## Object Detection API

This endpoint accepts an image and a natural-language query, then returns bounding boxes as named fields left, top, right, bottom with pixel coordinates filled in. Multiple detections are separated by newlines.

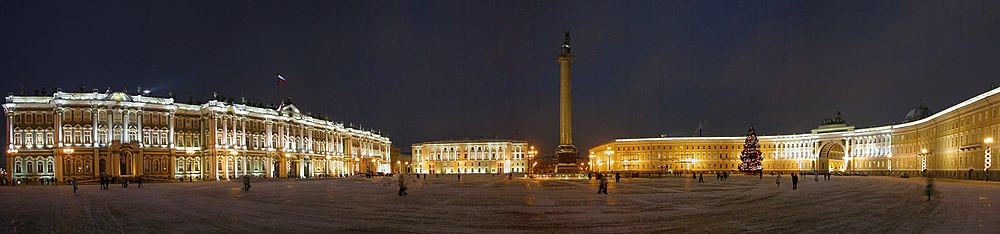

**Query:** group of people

left=775, top=172, right=802, bottom=190
left=716, top=171, right=731, bottom=181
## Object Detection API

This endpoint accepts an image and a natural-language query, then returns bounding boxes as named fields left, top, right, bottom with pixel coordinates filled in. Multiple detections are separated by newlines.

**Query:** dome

left=904, top=106, right=933, bottom=122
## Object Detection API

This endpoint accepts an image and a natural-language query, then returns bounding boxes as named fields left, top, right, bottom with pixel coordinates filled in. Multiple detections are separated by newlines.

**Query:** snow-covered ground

left=0, top=174, right=997, bottom=233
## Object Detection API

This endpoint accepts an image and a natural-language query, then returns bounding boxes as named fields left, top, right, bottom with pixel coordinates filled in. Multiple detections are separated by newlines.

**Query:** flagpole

left=276, top=74, right=280, bottom=105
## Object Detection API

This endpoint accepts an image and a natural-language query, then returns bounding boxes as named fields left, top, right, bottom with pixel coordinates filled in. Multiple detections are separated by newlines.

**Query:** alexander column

left=555, top=31, right=579, bottom=173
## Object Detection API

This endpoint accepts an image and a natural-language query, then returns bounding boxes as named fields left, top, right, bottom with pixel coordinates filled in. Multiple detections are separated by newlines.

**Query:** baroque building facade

left=4, top=90, right=391, bottom=183
left=590, top=87, right=1000, bottom=180
left=412, top=140, right=532, bottom=174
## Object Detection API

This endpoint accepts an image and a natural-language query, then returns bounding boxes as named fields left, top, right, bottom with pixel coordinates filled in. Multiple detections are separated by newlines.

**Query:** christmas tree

left=739, top=126, right=763, bottom=173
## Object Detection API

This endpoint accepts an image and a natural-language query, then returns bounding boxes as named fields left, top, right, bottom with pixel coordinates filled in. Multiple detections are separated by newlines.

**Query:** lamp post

left=604, top=147, right=614, bottom=172
left=918, top=148, right=930, bottom=177
left=985, top=138, right=994, bottom=181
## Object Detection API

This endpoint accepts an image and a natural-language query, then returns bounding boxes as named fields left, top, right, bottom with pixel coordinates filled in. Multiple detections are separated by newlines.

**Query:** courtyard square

left=0, top=174, right=997, bottom=233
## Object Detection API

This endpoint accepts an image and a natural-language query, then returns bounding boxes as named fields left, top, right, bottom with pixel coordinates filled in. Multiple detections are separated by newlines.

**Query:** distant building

left=590, top=87, right=1000, bottom=181
left=389, top=146, right=412, bottom=174
left=3, top=90, right=391, bottom=183
left=412, top=139, right=531, bottom=174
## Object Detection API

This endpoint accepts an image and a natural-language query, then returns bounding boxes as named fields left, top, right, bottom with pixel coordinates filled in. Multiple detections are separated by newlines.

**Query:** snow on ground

left=0, top=174, right=997, bottom=233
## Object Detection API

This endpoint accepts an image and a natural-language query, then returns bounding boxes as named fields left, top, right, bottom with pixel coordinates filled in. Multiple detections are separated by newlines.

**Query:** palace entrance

left=818, top=142, right=846, bottom=172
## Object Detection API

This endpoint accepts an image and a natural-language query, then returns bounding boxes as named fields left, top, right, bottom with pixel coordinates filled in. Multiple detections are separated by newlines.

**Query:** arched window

left=27, top=161, right=34, bottom=174
left=75, top=159, right=82, bottom=173
left=15, top=161, right=22, bottom=174
left=178, top=161, right=185, bottom=172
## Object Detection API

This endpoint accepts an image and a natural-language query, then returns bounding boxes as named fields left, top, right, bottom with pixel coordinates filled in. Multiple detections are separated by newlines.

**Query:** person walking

left=925, top=178, right=935, bottom=201
left=598, top=174, right=609, bottom=194
left=776, top=173, right=782, bottom=187
left=398, top=174, right=408, bottom=196
left=615, top=172, right=621, bottom=183
left=243, top=175, right=251, bottom=192
left=792, top=173, right=799, bottom=190
left=137, top=175, right=143, bottom=188
left=698, top=173, right=704, bottom=183
left=72, top=178, right=78, bottom=194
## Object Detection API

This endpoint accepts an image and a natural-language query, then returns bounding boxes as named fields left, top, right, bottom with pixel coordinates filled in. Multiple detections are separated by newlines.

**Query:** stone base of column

left=555, top=145, right=579, bottom=174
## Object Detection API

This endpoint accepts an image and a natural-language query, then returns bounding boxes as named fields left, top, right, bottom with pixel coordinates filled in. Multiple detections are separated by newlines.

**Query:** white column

left=91, top=109, right=98, bottom=147
left=55, top=108, right=62, bottom=147
left=240, top=118, right=246, bottom=149
left=7, top=115, right=13, bottom=148
left=106, top=110, right=112, bottom=143
left=137, top=111, right=143, bottom=146
left=266, top=122, right=272, bottom=150
left=168, top=112, right=174, bottom=148
left=122, top=110, right=129, bottom=142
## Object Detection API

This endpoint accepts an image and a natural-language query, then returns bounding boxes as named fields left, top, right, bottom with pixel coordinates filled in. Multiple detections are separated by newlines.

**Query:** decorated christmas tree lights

left=739, top=126, right=764, bottom=173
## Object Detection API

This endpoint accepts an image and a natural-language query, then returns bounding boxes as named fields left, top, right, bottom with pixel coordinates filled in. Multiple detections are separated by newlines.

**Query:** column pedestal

left=555, top=145, right=579, bottom=174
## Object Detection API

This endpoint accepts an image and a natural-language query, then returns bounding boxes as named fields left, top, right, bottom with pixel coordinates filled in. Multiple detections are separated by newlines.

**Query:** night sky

left=2, top=1, right=1000, bottom=163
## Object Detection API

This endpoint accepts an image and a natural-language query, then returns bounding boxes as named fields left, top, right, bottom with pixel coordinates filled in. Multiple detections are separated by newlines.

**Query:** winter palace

left=4, top=90, right=391, bottom=183
left=412, top=139, right=535, bottom=174
left=590, top=86, right=1000, bottom=180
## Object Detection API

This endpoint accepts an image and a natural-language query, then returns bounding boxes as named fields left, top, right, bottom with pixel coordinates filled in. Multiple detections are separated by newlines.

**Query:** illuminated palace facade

left=590, top=87, right=1000, bottom=180
left=4, top=91, right=391, bottom=182
left=412, top=140, right=534, bottom=174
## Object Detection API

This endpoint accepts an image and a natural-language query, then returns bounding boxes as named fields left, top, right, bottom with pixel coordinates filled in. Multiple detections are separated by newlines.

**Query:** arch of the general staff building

left=590, top=86, right=1000, bottom=181
left=3, top=91, right=392, bottom=184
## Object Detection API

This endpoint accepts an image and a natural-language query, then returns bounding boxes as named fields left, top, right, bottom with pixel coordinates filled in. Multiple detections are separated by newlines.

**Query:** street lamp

left=918, top=148, right=930, bottom=176
left=985, top=138, right=994, bottom=180
left=604, top=147, right=614, bottom=172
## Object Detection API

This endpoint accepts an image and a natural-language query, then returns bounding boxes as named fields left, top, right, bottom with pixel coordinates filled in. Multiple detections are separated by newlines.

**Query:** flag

left=277, top=74, right=286, bottom=84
